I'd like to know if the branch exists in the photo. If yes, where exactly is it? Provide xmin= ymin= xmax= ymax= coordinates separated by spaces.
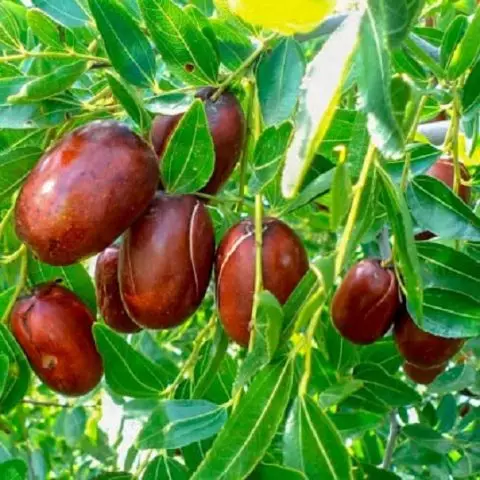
xmin=21 ymin=398 xmax=97 ymax=408
xmin=382 ymin=410 xmax=401 ymax=470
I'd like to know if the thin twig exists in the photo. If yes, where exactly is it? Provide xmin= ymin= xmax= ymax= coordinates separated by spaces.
xmin=382 ymin=410 xmax=401 ymax=470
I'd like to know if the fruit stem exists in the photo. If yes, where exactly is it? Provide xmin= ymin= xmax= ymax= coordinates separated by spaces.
xmin=2 ymin=244 xmax=28 ymax=324
xmin=248 ymin=194 xmax=264 ymax=354
xmin=335 ymin=142 xmax=377 ymax=276
xmin=382 ymin=410 xmax=401 ymax=470
xmin=211 ymin=33 xmax=278 ymax=102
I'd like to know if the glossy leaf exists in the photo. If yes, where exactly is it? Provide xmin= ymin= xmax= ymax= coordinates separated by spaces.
xmin=89 ymin=0 xmax=156 ymax=87
xmin=411 ymin=287 xmax=480 ymax=338
xmin=358 ymin=338 xmax=402 ymax=375
xmin=0 ymin=325 xmax=30 ymax=413
xmin=378 ymin=165 xmax=423 ymax=322
xmin=139 ymin=0 xmax=219 ymax=85
xmin=31 ymin=0 xmax=89 ymax=27
xmin=27 ymin=253 xmax=97 ymax=315
xmin=27 ymin=8 xmax=62 ymax=48
xmin=137 ymin=400 xmax=227 ymax=450
xmin=161 ymin=99 xmax=215 ymax=193
xmin=283 ymin=396 xmax=353 ymax=480
xmin=357 ymin=0 xmax=404 ymax=159
xmin=63 ymin=407 xmax=87 ymax=447
xmin=385 ymin=0 xmax=423 ymax=47
xmin=93 ymin=324 xmax=174 ymax=398
xmin=318 ymin=380 xmax=364 ymax=408
xmin=416 ymin=242 xmax=480 ymax=300
xmin=143 ymin=456 xmax=189 ymax=480
xmin=330 ymin=160 xmax=352 ymax=230
xmin=403 ymin=424 xmax=454 ymax=454
xmin=441 ymin=16 xmax=468 ymax=68
xmin=447 ymin=7 xmax=480 ymax=79
xmin=343 ymin=363 xmax=421 ymax=414
xmin=329 ymin=411 xmax=384 ymax=439
xmin=282 ymin=14 xmax=362 ymax=198
xmin=106 ymin=72 xmax=151 ymax=132
xmin=236 ymin=292 xmax=283 ymax=392
xmin=429 ymin=364 xmax=476 ymax=394
xmin=257 ymin=39 xmax=305 ymax=126
xmin=249 ymin=122 xmax=292 ymax=195
xmin=250 ymin=463 xmax=306 ymax=480
xmin=0 ymin=354 xmax=9 ymax=398
xmin=407 ymin=175 xmax=480 ymax=241
xmin=192 ymin=360 xmax=294 ymax=480
xmin=325 ymin=319 xmax=358 ymax=374
xmin=0 ymin=147 xmax=42 ymax=203
xmin=462 ymin=59 xmax=480 ymax=119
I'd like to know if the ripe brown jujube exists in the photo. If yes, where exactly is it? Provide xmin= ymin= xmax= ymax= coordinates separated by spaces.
xmin=215 ymin=218 xmax=309 ymax=346
xmin=15 ymin=121 xmax=158 ymax=265
xmin=403 ymin=362 xmax=446 ymax=385
xmin=394 ymin=310 xmax=465 ymax=368
xmin=416 ymin=157 xmax=471 ymax=241
xmin=11 ymin=283 xmax=103 ymax=396
xmin=119 ymin=193 xmax=215 ymax=329
xmin=151 ymin=88 xmax=245 ymax=195
xmin=95 ymin=246 xmax=141 ymax=334
xmin=331 ymin=260 xmax=400 ymax=345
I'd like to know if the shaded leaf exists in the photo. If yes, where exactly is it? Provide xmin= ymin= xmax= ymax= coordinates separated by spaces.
xmin=0 ymin=459 xmax=27 ymax=480
xmin=143 ymin=456 xmax=188 ymax=480
xmin=31 ymin=0 xmax=89 ymax=27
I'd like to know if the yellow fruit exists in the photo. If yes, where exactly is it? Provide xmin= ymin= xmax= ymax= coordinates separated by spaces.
xmin=226 ymin=0 xmax=337 ymax=34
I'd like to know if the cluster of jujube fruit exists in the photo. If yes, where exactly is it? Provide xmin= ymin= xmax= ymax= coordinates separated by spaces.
xmin=331 ymin=155 xmax=469 ymax=384
xmin=9 ymin=90 xmax=311 ymax=397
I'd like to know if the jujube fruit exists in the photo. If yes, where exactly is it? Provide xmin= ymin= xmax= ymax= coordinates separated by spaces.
xmin=394 ymin=310 xmax=465 ymax=368
xmin=416 ymin=157 xmax=471 ymax=241
xmin=331 ymin=260 xmax=400 ymax=345
xmin=15 ymin=121 xmax=158 ymax=265
xmin=11 ymin=283 xmax=103 ymax=396
xmin=119 ymin=193 xmax=215 ymax=329
xmin=95 ymin=246 xmax=141 ymax=334
xmin=151 ymin=88 xmax=245 ymax=195
xmin=215 ymin=218 xmax=309 ymax=346
xmin=403 ymin=362 xmax=446 ymax=385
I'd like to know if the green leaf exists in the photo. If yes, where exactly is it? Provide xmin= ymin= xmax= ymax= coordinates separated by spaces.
xmin=63 ymin=407 xmax=87 ymax=447
xmin=330 ymin=160 xmax=352 ymax=230
xmin=191 ymin=359 xmax=294 ymax=480
xmin=318 ymin=379 xmax=364 ymax=408
xmin=410 ymin=287 xmax=480 ymax=338
xmin=325 ymin=319 xmax=358 ymax=374
xmin=358 ymin=1 xmax=405 ymax=159
xmin=0 ymin=354 xmax=9 ymax=398
xmin=89 ymin=0 xmax=156 ymax=87
xmin=281 ymin=15 xmax=362 ymax=198
xmin=358 ymin=338 xmax=402 ymax=375
xmin=249 ymin=122 xmax=292 ymax=195
xmin=93 ymin=324 xmax=174 ymax=398
xmin=210 ymin=19 xmax=254 ymax=71
xmin=161 ymin=99 xmax=215 ymax=193
xmin=8 ymin=61 xmax=87 ymax=103
xmin=94 ymin=474 xmax=133 ymax=480
xmin=27 ymin=253 xmax=97 ymax=315
xmin=378 ymin=165 xmax=423 ymax=322
xmin=403 ymin=424 xmax=455 ymax=454
xmin=0 ymin=459 xmax=27 ymax=480
xmin=441 ymin=16 xmax=468 ymax=68
xmin=436 ymin=394 xmax=457 ymax=433
xmin=0 ymin=2 xmax=24 ymax=50
xmin=462 ymin=59 xmax=480 ymax=119
xmin=416 ymin=242 xmax=480 ymax=300
xmin=0 ymin=325 xmax=30 ymax=413
xmin=447 ymin=7 xmax=480 ymax=79
xmin=308 ymin=349 xmax=337 ymax=394
xmin=407 ymin=175 xmax=480 ymax=241
xmin=234 ymin=291 xmax=283 ymax=390
xmin=31 ymin=0 xmax=89 ymax=27
xmin=343 ymin=363 xmax=421 ymax=414
xmin=139 ymin=0 xmax=219 ymax=85
xmin=137 ymin=400 xmax=227 ymax=450
xmin=106 ymin=72 xmax=152 ymax=132
xmin=143 ymin=456 xmax=189 ymax=480
xmin=257 ymin=39 xmax=305 ymax=127
xmin=27 ymin=8 xmax=62 ymax=49
xmin=0 ymin=147 xmax=42 ymax=203
xmin=328 ymin=411 xmax=384 ymax=439
xmin=385 ymin=0 xmax=424 ymax=47
xmin=250 ymin=463 xmax=306 ymax=480
xmin=384 ymin=143 xmax=442 ymax=184
xmin=283 ymin=396 xmax=353 ymax=480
